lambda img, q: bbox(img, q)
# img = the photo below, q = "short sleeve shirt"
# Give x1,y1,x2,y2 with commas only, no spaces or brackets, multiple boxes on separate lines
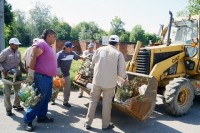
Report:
0,47,22,71
57,50,80,77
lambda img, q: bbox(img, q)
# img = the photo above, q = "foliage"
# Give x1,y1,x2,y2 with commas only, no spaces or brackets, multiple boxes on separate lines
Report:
78,22,104,42
50,17,72,40
4,24,11,47
29,2,52,36
130,25,147,45
187,0,200,15
4,0,14,25
4,0,14,46
18,47,27,55
109,16,125,37
177,0,200,16
5,0,162,46
70,60,83,90
71,21,105,42
145,33,160,45
12,10,32,46
120,31,130,42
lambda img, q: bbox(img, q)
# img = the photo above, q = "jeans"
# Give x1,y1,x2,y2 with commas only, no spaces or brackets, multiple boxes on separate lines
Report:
24,73,53,123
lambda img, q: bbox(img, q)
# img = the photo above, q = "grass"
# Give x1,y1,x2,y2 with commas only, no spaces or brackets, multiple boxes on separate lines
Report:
70,60,83,90
19,47,27,55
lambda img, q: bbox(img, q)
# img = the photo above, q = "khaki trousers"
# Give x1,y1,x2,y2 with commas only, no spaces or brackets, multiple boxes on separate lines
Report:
63,76,71,104
3,82,21,110
85,84,115,128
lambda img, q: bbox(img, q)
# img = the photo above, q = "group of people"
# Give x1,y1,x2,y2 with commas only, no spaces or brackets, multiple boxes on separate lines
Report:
0,29,127,132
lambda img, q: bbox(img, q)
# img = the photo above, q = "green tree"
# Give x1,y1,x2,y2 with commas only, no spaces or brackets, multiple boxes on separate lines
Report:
71,22,87,41
145,33,160,45
130,25,147,45
4,0,14,46
50,16,71,40
4,0,13,25
12,10,31,46
120,31,130,42
71,22,105,42
187,0,200,15
177,0,200,16
109,16,125,36
29,2,52,36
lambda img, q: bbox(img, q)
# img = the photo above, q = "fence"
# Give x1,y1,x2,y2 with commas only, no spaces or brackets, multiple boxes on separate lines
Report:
54,40,135,61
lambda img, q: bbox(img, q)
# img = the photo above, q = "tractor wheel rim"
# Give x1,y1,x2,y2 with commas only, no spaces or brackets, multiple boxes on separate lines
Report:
177,87,189,106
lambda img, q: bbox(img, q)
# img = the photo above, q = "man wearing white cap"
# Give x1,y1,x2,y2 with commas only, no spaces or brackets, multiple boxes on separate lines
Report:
85,35,127,130
0,38,26,116
78,43,95,98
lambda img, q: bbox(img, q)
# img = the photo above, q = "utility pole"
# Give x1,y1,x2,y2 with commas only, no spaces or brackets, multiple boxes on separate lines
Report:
0,0,5,51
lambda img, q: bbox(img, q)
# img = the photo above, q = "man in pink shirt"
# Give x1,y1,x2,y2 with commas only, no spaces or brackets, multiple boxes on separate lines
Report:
24,29,57,132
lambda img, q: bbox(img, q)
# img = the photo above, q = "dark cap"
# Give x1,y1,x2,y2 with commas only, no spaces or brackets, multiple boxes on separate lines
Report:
64,41,74,47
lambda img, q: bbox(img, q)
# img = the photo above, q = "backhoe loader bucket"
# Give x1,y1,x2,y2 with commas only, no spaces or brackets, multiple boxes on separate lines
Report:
73,72,158,121
113,72,158,121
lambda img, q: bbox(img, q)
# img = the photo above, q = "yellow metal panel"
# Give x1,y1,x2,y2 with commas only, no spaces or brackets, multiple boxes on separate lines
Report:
149,52,185,81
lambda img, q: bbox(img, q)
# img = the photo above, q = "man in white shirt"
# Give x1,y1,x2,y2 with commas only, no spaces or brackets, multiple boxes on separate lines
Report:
84,35,127,130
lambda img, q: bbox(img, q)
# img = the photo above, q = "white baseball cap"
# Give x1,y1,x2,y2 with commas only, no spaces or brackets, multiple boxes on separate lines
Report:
9,38,21,45
88,43,94,48
33,38,40,42
108,35,119,43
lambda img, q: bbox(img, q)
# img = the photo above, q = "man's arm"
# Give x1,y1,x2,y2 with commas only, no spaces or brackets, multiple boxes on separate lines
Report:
29,46,43,70
0,51,8,76
27,46,43,83
118,53,127,80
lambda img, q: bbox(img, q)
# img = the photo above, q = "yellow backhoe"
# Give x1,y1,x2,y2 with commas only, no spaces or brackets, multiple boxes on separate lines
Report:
74,11,200,121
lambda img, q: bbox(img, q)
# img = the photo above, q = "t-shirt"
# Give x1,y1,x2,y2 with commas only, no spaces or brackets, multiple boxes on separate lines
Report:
57,50,80,77
33,39,57,77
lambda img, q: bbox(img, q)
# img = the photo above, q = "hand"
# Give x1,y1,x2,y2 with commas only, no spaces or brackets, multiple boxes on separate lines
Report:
123,79,130,87
80,56,86,61
2,69,8,77
26,68,35,84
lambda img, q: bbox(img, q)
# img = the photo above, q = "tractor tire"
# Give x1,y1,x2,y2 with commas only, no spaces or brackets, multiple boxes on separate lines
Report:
163,78,194,116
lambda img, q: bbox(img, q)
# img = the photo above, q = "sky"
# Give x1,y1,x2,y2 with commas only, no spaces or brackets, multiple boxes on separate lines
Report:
6,0,188,33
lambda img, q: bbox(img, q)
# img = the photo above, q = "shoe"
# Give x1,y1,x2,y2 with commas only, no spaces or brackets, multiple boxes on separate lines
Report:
37,117,54,123
51,102,56,105
63,102,71,107
6,110,13,116
24,122,33,132
13,105,24,111
84,123,91,130
78,94,83,98
78,95,83,98
102,123,114,130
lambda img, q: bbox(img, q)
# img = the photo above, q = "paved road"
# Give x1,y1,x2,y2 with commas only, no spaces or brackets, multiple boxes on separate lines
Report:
0,91,200,133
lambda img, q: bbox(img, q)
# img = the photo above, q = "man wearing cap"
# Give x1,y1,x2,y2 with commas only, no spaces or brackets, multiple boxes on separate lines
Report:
78,43,95,98
0,37,26,116
84,35,127,130
57,41,84,107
